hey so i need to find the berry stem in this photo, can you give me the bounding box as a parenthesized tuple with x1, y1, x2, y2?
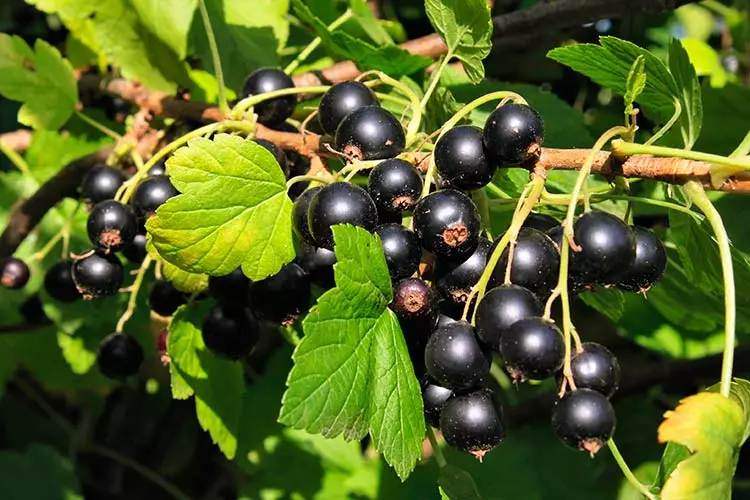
(470, 188, 492, 238)
(612, 139, 750, 171)
(74, 110, 122, 140)
(197, 0, 229, 116)
(231, 86, 332, 120)
(284, 9, 354, 75)
(0, 139, 32, 177)
(684, 181, 736, 398)
(426, 426, 448, 469)
(730, 129, 750, 158)
(360, 71, 423, 146)
(484, 182, 512, 199)
(644, 98, 681, 146)
(29, 203, 82, 263)
(420, 53, 452, 111)
(280, 326, 301, 346)
(115, 255, 153, 334)
(437, 91, 528, 138)
(286, 175, 332, 191)
(607, 439, 658, 500)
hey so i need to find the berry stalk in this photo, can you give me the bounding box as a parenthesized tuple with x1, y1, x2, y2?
(115, 255, 153, 334)
(197, 0, 229, 115)
(425, 426, 447, 469)
(231, 86, 332, 120)
(284, 9, 354, 75)
(607, 440, 658, 500)
(0, 138, 32, 177)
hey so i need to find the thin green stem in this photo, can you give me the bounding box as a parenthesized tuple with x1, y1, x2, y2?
(29, 203, 81, 263)
(644, 98, 681, 146)
(684, 181, 736, 398)
(280, 326, 301, 346)
(607, 440, 658, 500)
(612, 139, 750, 170)
(362, 71, 422, 146)
(116, 256, 153, 333)
(374, 92, 411, 109)
(730, 129, 750, 158)
(198, 0, 229, 115)
(286, 175, 332, 190)
(74, 110, 122, 140)
(437, 91, 527, 139)
(284, 10, 353, 74)
(426, 426, 447, 469)
(484, 182, 512, 199)
(0, 140, 32, 177)
(471, 188, 491, 236)
(232, 86, 331, 120)
(419, 154, 437, 202)
(420, 53, 452, 110)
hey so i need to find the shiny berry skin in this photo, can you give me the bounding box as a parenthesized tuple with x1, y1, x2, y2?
(552, 388, 616, 455)
(87, 200, 138, 253)
(566, 342, 621, 398)
(97, 333, 144, 380)
(617, 226, 667, 293)
(434, 237, 490, 307)
(335, 106, 405, 161)
(295, 242, 336, 289)
(375, 224, 421, 280)
(131, 175, 179, 220)
(572, 211, 636, 284)
(248, 263, 311, 325)
(482, 103, 544, 166)
(208, 267, 250, 308)
(241, 68, 296, 126)
(72, 252, 124, 299)
(292, 186, 323, 244)
(148, 280, 187, 317)
(318, 81, 380, 135)
(147, 158, 167, 176)
(367, 159, 422, 214)
(44, 260, 81, 302)
(413, 189, 481, 259)
(201, 305, 260, 360)
(122, 233, 148, 264)
(254, 138, 289, 177)
(424, 320, 490, 390)
(390, 278, 439, 325)
(81, 165, 126, 204)
(475, 284, 542, 349)
(436, 312, 458, 329)
(490, 228, 560, 299)
(439, 388, 504, 459)
(523, 212, 558, 232)
(1, 257, 30, 290)
(422, 377, 453, 428)
(500, 317, 564, 382)
(435, 125, 497, 190)
(307, 183, 378, 250)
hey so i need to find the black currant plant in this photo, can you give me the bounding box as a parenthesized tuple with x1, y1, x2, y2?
(0, 0, 750, 498)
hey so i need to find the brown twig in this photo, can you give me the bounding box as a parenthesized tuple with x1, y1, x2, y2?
(0, 129, 32, 154)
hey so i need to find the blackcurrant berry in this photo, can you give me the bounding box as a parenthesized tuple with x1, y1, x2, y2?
(375, 224, 421, 281)
(248, 263, 311, 325)
(44, 260, 81, 302)
(72, 251, 124, 299)
(20, 294, 48, 324)
(241, 68, 296, 126)
(617, 226, 667, 293)
(566, 342, 620, 398)
(307, 182, 378, 250)
(552, 388, 616, 455)
(131, 175, 179, 220)
(1, 257, 30, 290)
(572, 211, 636, 284)
(201, 305, 260, 359)
(104, 97, 132, 122)
(390, 278, 439, 326)
(367, 159, 423, 215)
(122, 233, 148, 264)
(295, 242, 336, 289)
(424, 320, 490, 390)
(500, 317, 564, 382)
(490, 228, 560, 299)
(436, 311, 458, 328)
(475, 284, 542, 349)
(435, 125, 497, 190)
(546, 225, 586, 294)
(208, 267, 251, 308)
(292, 186, 323, 244)
(422, 377, 453, 428)
(413, 189, 481, 259)
(87, 200, 138, 253)
(148, 280, 188, 317)
(81, 165, 126, 204)
(254, 138, 289, 177)
(439, 388, 504, 460)
(434, 237, 490, 306)
(147, 158, 167, 176)
(318, 81, 380, 135)
(97, 333, 144, 380)
(335, 106, 405, 161)
(482, 103, 544, 166)
(523, 212, 559, 232)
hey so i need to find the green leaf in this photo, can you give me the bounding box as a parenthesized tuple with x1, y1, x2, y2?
(668, 39, 703, 148)
(349, 0, 393, 45)
(147, 134, 295, 280)
(279, 225, 424, 480)
(624, 55, 646, 117)
(24, 129, 112, 183)
(0, 34, 77, 130)
(133, 0, 198, 60)
(579, 287, 626, 322)
(424, 80, 466, 132)
(696, 84, 750, 155)
(162, 260, 209, 294)
(439, 464, 483, 500)
(0, 445, 82, 500)
(425, 0, 493, 83)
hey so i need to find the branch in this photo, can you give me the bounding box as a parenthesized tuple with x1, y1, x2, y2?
(0, 129, 32, 154)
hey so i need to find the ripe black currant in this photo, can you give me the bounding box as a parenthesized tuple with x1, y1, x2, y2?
(523, 212, 559, 232)
(375, 224, 421, 281)
(566, 342, 621, 398)
(482, 103, 544, 166)
(122, 233, 148, 264)
(435, 125, 497, 190)
(248, 263, 311, 325)
(44, 260, 81, 302)
(208, 267, 250, 308)
(72, 251, 124, 299)
(390, 278, 439, 326)
(424, 320, 490, 390)
(617, 226, 667, 293)
(1, 257, 30, 290)
(148, 280, 188, 317)
(97, 333, 144, 380)
(439, 388, 504, 460)
(434, 237, 490, 306)
(104, 97, 132, 122)
(546, 225, 586, 294)
(318, 81, 380, 135)
(307, 182, 378, 249)
(367, 159, 423, 214)
(422, 377, 453, 428)
(81, 165, 126, 205)
(413, 189, 481, 259)
(572, 211, 636, 284)
(490, 228, 560, 299)
(335, 106, 405, 161)
(436, 311, 458, 328)
(552, 388, 616, 455)
(295, 242, 336, 289)
(254, 138, 289, 177)
(500, 317, 564, 382)
(292, 186, 323, 244)
(241, 68, 296, 126)
(147, 158, 167, 176)
(131, 175, 179, 220)
(201, 305, 260, 359)
(87, 200, 138, 253)
(474, 284, 542, 349)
